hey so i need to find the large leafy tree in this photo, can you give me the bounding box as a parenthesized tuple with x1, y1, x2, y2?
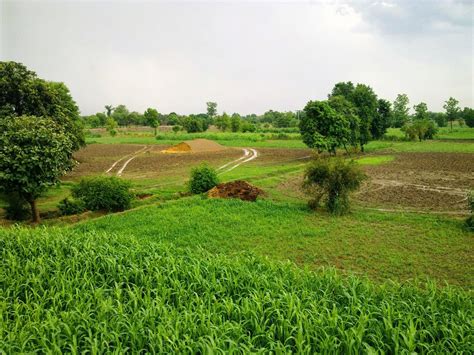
(443, 97, 460, 131)
(329, 81, 355, 100)
(413, 102, 429, 121)
(300, 100, 351, 154)
(327, 95, 360, 151)
(392, 94, 410, 128)
(112, 105, 130, 126)
(371, 99, 392, 139)
(351, 84, 378, 152)
(0, 61, 84, 149)
(0, 116, 75, 223)
(144, 107, 160, 135)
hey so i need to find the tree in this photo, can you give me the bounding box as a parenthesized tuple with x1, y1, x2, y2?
(402, 119, 437, 141)
(144, 107, 160, 135)
(443, 97, 460, 131)
(183, 116, 204, 133)
(328, 82, 378, 151)
(329, 81, 355, 100)
(392, 94, 410, 128)
(105, 105, 115, 117)
(300, 100, 351, 154)
(413, 102, 429, 121)
(215, 112, 231, 131)
(0, 61, 84, 149)
(230, 113, 242, 132)
(327, 95, 360, 151)
(371, 99, 392, 140)
(351, 84, 378, 152)
(206, 102, 217, 120)
(428, 111, 447, 127)
(112, 105, 130, 126)
(461, 107, 474, 128)
(0, 116, 75, 223)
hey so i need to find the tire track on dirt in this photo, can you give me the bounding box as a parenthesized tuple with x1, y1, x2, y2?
(105, 146, 148, 174)
(219, 148, 258, 174)
(217, 149, 250, 171)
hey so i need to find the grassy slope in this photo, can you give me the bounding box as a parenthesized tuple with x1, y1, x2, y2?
(75, 197, 474, 288)
(1, 227, 472, 353)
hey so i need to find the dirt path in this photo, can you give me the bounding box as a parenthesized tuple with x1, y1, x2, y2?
(218, 148, 258, 174)
(105, 146, 150, 176)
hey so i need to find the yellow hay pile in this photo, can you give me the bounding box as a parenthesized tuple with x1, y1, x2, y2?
(162, 139, 226, 153)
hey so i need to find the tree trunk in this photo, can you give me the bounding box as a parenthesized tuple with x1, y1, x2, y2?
(450, 120, 453, 131)
(29, 199, 40, 224)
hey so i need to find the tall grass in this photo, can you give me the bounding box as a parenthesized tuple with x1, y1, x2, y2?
(1, 227, 472, 353)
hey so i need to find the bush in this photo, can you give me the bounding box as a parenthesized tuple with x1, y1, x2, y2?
(466, 191, 474, 230)
(72, 176, 133, 211)
(2, 191, 31, 220)
(189, 164, 219, 194)
(303, 157, 366, 215)
(402, 120, 438, 141)
(58, 197, 86, 216)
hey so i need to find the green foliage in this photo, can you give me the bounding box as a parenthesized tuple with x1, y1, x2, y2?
(188, 164, 219, 194)
(0, 116, 75, 222)
(392, 94, 410, 128)
(371, 98, 391, 139)
(144, 107, 160, 134)
(206, 101, 217, 118)
(183, 115, 209, 133)
(1, 226, 472, 353)
(0, 61, 84, 149)
(58, 197, 86, 216)
(105, 117, 118, 136)
(466, 191, 474, 231)
(402, 119, 438, 141)
(172, 125, 181, 133)
(72, 176, 133, 212)
(429, 111, 447, 127)
(300, 100, 351, 154)
(230, 113, 241, 132)
(413, 102, 429, 121)
(215, 112, 231, 131)
(303, 157, 366, 215)
(1, 191, 31, 220)
(443, 97, 460, 130)
(328, 95, 360, 149)
(461, 107, 474, 128)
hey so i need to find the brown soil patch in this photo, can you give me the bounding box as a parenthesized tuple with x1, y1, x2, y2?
(162, 139, 226, 153)
(65, 144, 145, 180)
(277, 152, 473, 213)
(208, 180, 265, 201)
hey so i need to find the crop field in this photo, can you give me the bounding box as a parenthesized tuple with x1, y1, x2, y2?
(1, 128, 473, 352)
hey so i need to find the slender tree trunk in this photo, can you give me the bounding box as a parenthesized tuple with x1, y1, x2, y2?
(154, 127, 157, 136)
(29, 199, 40, 224)
(450, 119, 453, 131)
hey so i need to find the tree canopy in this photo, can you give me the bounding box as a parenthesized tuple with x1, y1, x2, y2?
(0, 116, 75, 222)
(0, 61, 84, 149)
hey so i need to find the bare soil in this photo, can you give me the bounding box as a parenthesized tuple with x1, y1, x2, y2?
(278, 152, 473, 213)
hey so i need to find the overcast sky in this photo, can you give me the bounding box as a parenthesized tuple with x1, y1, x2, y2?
(1, 0, 473, 115)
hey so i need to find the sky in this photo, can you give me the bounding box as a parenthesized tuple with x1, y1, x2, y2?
(1, 0, 473, 115)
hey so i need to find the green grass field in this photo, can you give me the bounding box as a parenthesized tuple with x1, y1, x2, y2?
(1, 226, 472, 353)
(87, 128, 474, 152)
(75, 197, 473, 288)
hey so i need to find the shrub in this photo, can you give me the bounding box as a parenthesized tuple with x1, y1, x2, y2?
(58, 197, 86, 216)
(189, 164, 219, 194)
(72, 176, 133, 211)
(466, 191, 474, 230)
(1, 191, 31, 220)
(402, 119, 438, 141)
(303, 157, 366, 215)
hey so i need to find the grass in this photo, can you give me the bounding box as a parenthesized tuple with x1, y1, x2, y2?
(356, 155, 395, 165)
(1, 226, 472, 353)
(75, 197, 474, 288)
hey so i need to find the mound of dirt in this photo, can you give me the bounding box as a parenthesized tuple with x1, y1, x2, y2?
(162, 139, 226, 153)
(208, 180, 265, 201)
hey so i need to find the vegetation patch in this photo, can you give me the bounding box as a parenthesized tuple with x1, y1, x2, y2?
(1, 227, 472, 353)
